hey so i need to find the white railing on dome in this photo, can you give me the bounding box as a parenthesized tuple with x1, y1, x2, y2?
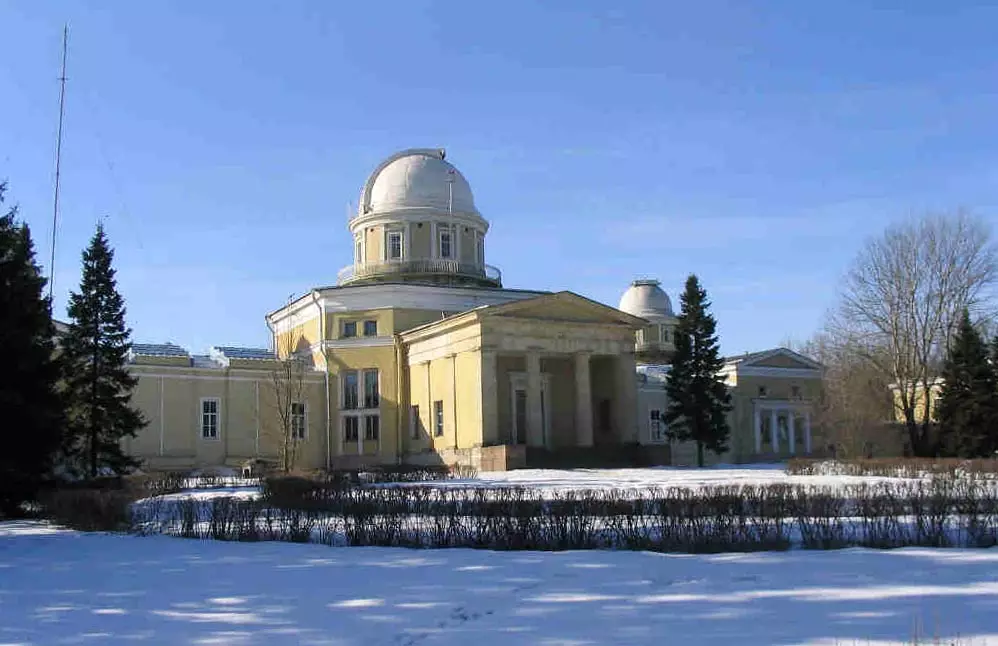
(337, 259, 502, 286)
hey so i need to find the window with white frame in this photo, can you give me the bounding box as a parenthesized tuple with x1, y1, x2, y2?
(344, 416, 359, 442)
(291, 402, 307, 440)
(354, 237, 364, 264)
(201, 398, 220, 439)
(475, 231, 484, 265)
(342, 368, 381, 449)
(659, 326, 669, 343)
(438, 227, 453, 259)
(649, 409, 665, 443)
(433, 400, 444, 437)
(410, 404, 421, 439)
(365, 415, 380, 441)
(343, 371, 359, 410)
(363, 369, 379, 408)
(386, 230, 403, 260)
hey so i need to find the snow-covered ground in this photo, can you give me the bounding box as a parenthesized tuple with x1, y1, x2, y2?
(3, 521, 998, 645)
(428, 464, 907, 493)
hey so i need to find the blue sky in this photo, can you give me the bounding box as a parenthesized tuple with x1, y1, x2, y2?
(2, 1, 997, 356)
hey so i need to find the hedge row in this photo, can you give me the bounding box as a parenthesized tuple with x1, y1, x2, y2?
(787, 458, 998, 478)
(129, 478, 998, 552)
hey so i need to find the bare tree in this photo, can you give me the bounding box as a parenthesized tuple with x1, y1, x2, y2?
(268, 331, 309, 473)
(796, 334, 896, 457)
(833, 211, 998, 456)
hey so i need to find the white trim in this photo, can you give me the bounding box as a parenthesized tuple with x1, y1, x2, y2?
(318, 337, 395, 351)
(199, 397, 221, 441)
(385, 229, 404, 261)
(350, 209, 487, 234)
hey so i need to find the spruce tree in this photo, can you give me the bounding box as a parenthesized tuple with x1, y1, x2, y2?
(664, 274, 733, 467)
(0, 183, 65, 515)
(62, 223, 144, 478)
(936, 310, 998, 458)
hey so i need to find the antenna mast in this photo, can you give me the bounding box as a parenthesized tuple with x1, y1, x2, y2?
(49, 24, 68, 306)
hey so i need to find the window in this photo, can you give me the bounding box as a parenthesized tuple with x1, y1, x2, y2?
(343, 371, 359, 410)
(344, 416, 359, 442)
(433, 400, 444, 437)
(201, 398, 219, 439)
(363, 370, 379, 409)
(649, 409, 664, 443)
(365, 415, 380, 441)
(475, 232, 484, 265)
(387, 231, 403, 260)
(439, 228, 452, 259)
(342, 321, 357, 338)
(758, 386, 768, 398)
(355, 238, 364, 264)
(410, 405, 421, 439)
(291, 402, 307, 440)
(791, 385, 801, 399)
(363, 320, 378, 337)
(659, 326, 669, 343)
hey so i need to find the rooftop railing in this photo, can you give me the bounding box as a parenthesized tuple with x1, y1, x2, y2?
(337, 258, 502, 287)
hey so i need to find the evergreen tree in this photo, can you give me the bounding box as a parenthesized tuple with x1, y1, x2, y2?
(664, 274, 733, 467)
(61, 223, 144, 477)
(0, 182, 65, 515)
(935, 310, 998, 458)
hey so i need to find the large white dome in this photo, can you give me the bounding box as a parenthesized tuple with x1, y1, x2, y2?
(362, 148, 476, 215)
(618, 279, 674, 321)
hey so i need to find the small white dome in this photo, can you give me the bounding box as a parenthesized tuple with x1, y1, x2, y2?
(362, 149, 476, 215)
(618, 279, 674, 320)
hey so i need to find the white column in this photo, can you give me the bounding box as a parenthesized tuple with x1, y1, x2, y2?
(405, 222, 412, 259)
(788, 409, 796, 455)
(770, 409, 778, 452)
(805, 411, 812, 454)
(526, 351, 544, 447)
(753, 406, 761, 453)
(575, 352, 593, 447)
(481, 349, 499, 445)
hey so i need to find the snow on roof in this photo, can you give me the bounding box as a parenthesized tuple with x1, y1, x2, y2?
(131, 343, 190, 358)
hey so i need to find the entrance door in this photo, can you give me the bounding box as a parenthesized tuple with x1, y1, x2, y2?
(510, 373, 551, 446)
(513, 388, 527, 444)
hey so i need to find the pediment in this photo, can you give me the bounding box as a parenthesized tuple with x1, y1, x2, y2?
(485, 292, 646, 328)
(737, 348, 822, 371)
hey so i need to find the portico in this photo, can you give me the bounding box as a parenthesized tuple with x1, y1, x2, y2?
(753, 400, 813, 455)
(402, 292, 644, 457)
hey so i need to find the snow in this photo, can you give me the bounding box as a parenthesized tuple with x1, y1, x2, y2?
(4, 521, 998, 645)
(429, 464, 906, 493)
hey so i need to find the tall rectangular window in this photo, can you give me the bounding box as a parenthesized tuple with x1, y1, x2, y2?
(649, 409, 663, 443)
(201, 398, 219, 439)
(475, 232, 484, 265)
(363, 369, 379, 409)
(343, 371, 359, 410)
(387, 231, 403, 260)
(433, 400, 444, 437)
(439, 229, 452, 259)
(365, 415, 380, 441)
(410, 404, 421, 439)
(291, 402, 307, 440)
(355, 238, 364, 264)
(363, 320, 378, 337)
(344, 416, 359, 442)
(342, 321, 357, 338)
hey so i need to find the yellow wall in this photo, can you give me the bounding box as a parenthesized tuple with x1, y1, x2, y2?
(411, 222, 431, 258)
(364, 225, 384, 262)
(325, 346, 398, 458)
(459, 226, 475, 264)
(891, 381, 941, 424)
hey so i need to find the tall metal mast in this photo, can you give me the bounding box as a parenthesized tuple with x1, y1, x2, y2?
(49, 24, 68, 306)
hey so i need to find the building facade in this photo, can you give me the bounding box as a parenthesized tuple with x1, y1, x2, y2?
(125, 148, 824, 472)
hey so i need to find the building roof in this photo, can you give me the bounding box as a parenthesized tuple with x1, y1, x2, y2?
(618, 279, 674, 321)
(360, 148, 477, 217)
(131, 343, 190, 358)
(211, 346, 274, 360)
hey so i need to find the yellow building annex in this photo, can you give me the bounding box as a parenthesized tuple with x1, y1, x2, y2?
(124, 148, 825, 472)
